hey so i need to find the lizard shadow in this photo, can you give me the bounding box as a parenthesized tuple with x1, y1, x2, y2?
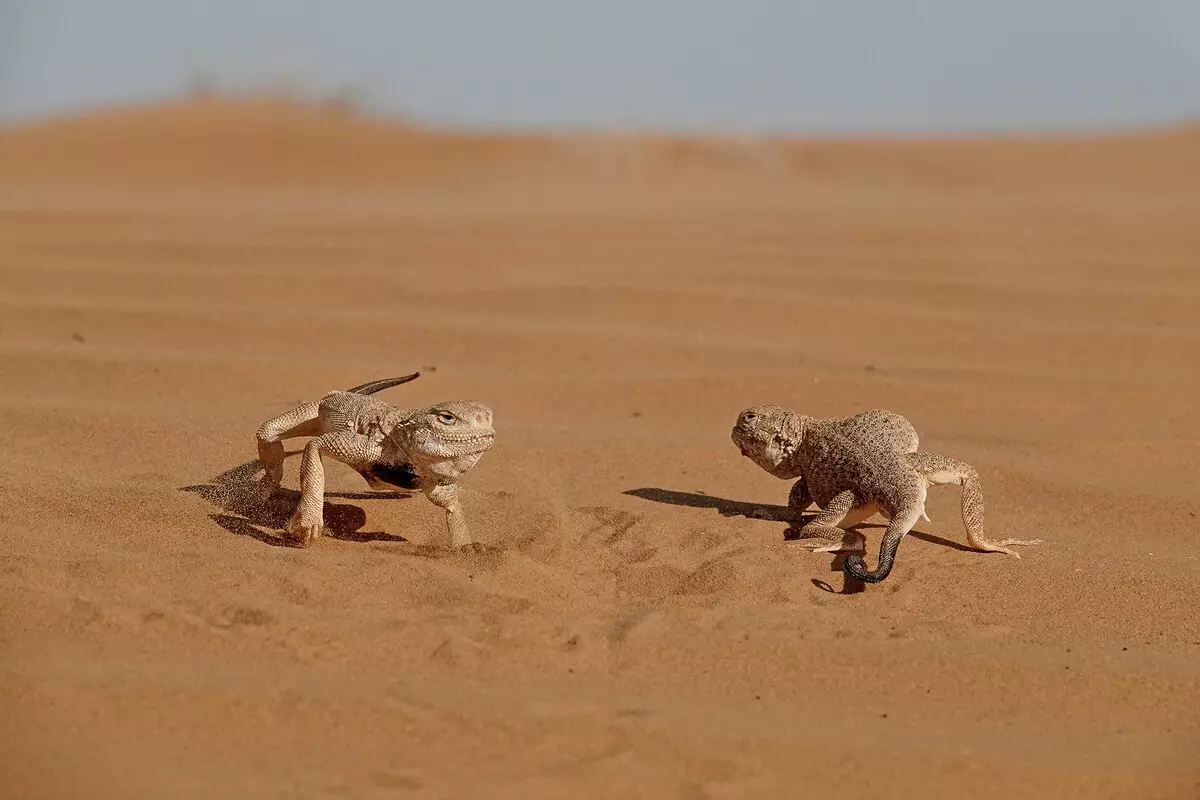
(181, 457, 415, 547)
(623, 488, 869, 593)
(622, 487, 974, 553)
(625, 486, 980, 594)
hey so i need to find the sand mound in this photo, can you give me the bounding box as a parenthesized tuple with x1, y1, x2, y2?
(0, 98, 546, 188)
(5, 98, 1197, 192)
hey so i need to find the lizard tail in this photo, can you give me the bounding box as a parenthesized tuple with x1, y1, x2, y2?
(842, 518, 910, 584)
(346, 373, 421, 395)
(843, 549, 897, 583)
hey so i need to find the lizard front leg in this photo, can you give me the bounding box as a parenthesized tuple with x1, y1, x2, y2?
(787, 490, 866, 553)
(737, 478, 811, 522)
(285, 430, 378, 546)
(423, 482, 477, 551)
(788, 478, 813, 513)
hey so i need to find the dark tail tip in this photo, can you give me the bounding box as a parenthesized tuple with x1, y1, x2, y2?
(843, 553, 894, 584)
(842, 531, 905, 584)
(347, 372, 421, 395)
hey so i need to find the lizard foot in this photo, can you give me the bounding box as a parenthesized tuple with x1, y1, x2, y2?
(456, 542, 498, 555)
(787, 532, 865, 554)
(980, 538, 1044, 558)
(724, 506, 792, 521)
(284, 512, 323, 548)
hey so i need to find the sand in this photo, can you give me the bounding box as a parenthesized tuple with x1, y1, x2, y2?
(1, 99, 1198, 799)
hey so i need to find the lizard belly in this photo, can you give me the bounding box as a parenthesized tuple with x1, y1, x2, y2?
(840, 502, 880, 528)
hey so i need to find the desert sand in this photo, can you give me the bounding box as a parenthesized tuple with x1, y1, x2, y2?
(1, 99, 1198, 798)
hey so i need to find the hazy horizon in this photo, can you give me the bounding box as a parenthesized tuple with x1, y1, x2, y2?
(3, 1, 1200, 134)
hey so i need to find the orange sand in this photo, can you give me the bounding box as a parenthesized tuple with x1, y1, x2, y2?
(1, 99, 1198, 798)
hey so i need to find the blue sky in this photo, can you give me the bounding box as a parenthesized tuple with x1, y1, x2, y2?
(2, 1, 1199, 132)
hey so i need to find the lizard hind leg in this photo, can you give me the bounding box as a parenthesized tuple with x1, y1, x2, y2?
(906, 452, 1042, 557)
(255, 401, 322, 494)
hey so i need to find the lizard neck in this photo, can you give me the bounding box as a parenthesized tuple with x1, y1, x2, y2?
(769, 412, 809, 479)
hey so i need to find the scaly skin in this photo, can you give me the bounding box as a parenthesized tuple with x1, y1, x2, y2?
(730, 405, 1040, 584)
(256, 373, 495, 549)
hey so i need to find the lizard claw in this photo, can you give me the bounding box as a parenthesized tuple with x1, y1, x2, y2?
(787, 538, 836, 551)
(284, 512, 322, 548)
(980, 538, 1042, 558)
(1006, 538, 1042, 558)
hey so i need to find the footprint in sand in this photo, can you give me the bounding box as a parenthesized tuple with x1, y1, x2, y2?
(428, 632, 488, 668)
(673, 558, 740, 596)
(214, 604, 275, 629)
(616, 563, 688, 599)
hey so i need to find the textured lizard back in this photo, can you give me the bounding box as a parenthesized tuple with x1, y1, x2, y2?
(834, 409, 920, 454)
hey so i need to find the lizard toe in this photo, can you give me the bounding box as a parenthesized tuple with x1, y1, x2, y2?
(284, 513, 322, 548)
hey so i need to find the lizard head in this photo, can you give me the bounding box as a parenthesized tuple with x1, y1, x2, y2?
(397, 401, 496, 478)
(731, 405, 805, 479)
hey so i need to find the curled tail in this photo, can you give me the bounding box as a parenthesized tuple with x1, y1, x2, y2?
(843, 530, 904, 583)
(346, 372, 421, 395)
(843, 494, 925, 584)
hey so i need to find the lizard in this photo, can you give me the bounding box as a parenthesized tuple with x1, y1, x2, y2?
(255, 372, 495, 550)
(730, 405, 1040, 583)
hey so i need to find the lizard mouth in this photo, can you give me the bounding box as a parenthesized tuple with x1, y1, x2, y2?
(442, 431, 495, 452)
(430, 426, 494, 443)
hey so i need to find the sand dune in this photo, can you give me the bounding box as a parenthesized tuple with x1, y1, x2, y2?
(1, 99, 1198, 798)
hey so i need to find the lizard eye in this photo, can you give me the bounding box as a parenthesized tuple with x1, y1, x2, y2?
(436, 411, 457, 425)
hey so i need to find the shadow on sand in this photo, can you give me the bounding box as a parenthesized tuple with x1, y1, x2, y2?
(181, 457, 414, 548)
(624, 486, 975, 594)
